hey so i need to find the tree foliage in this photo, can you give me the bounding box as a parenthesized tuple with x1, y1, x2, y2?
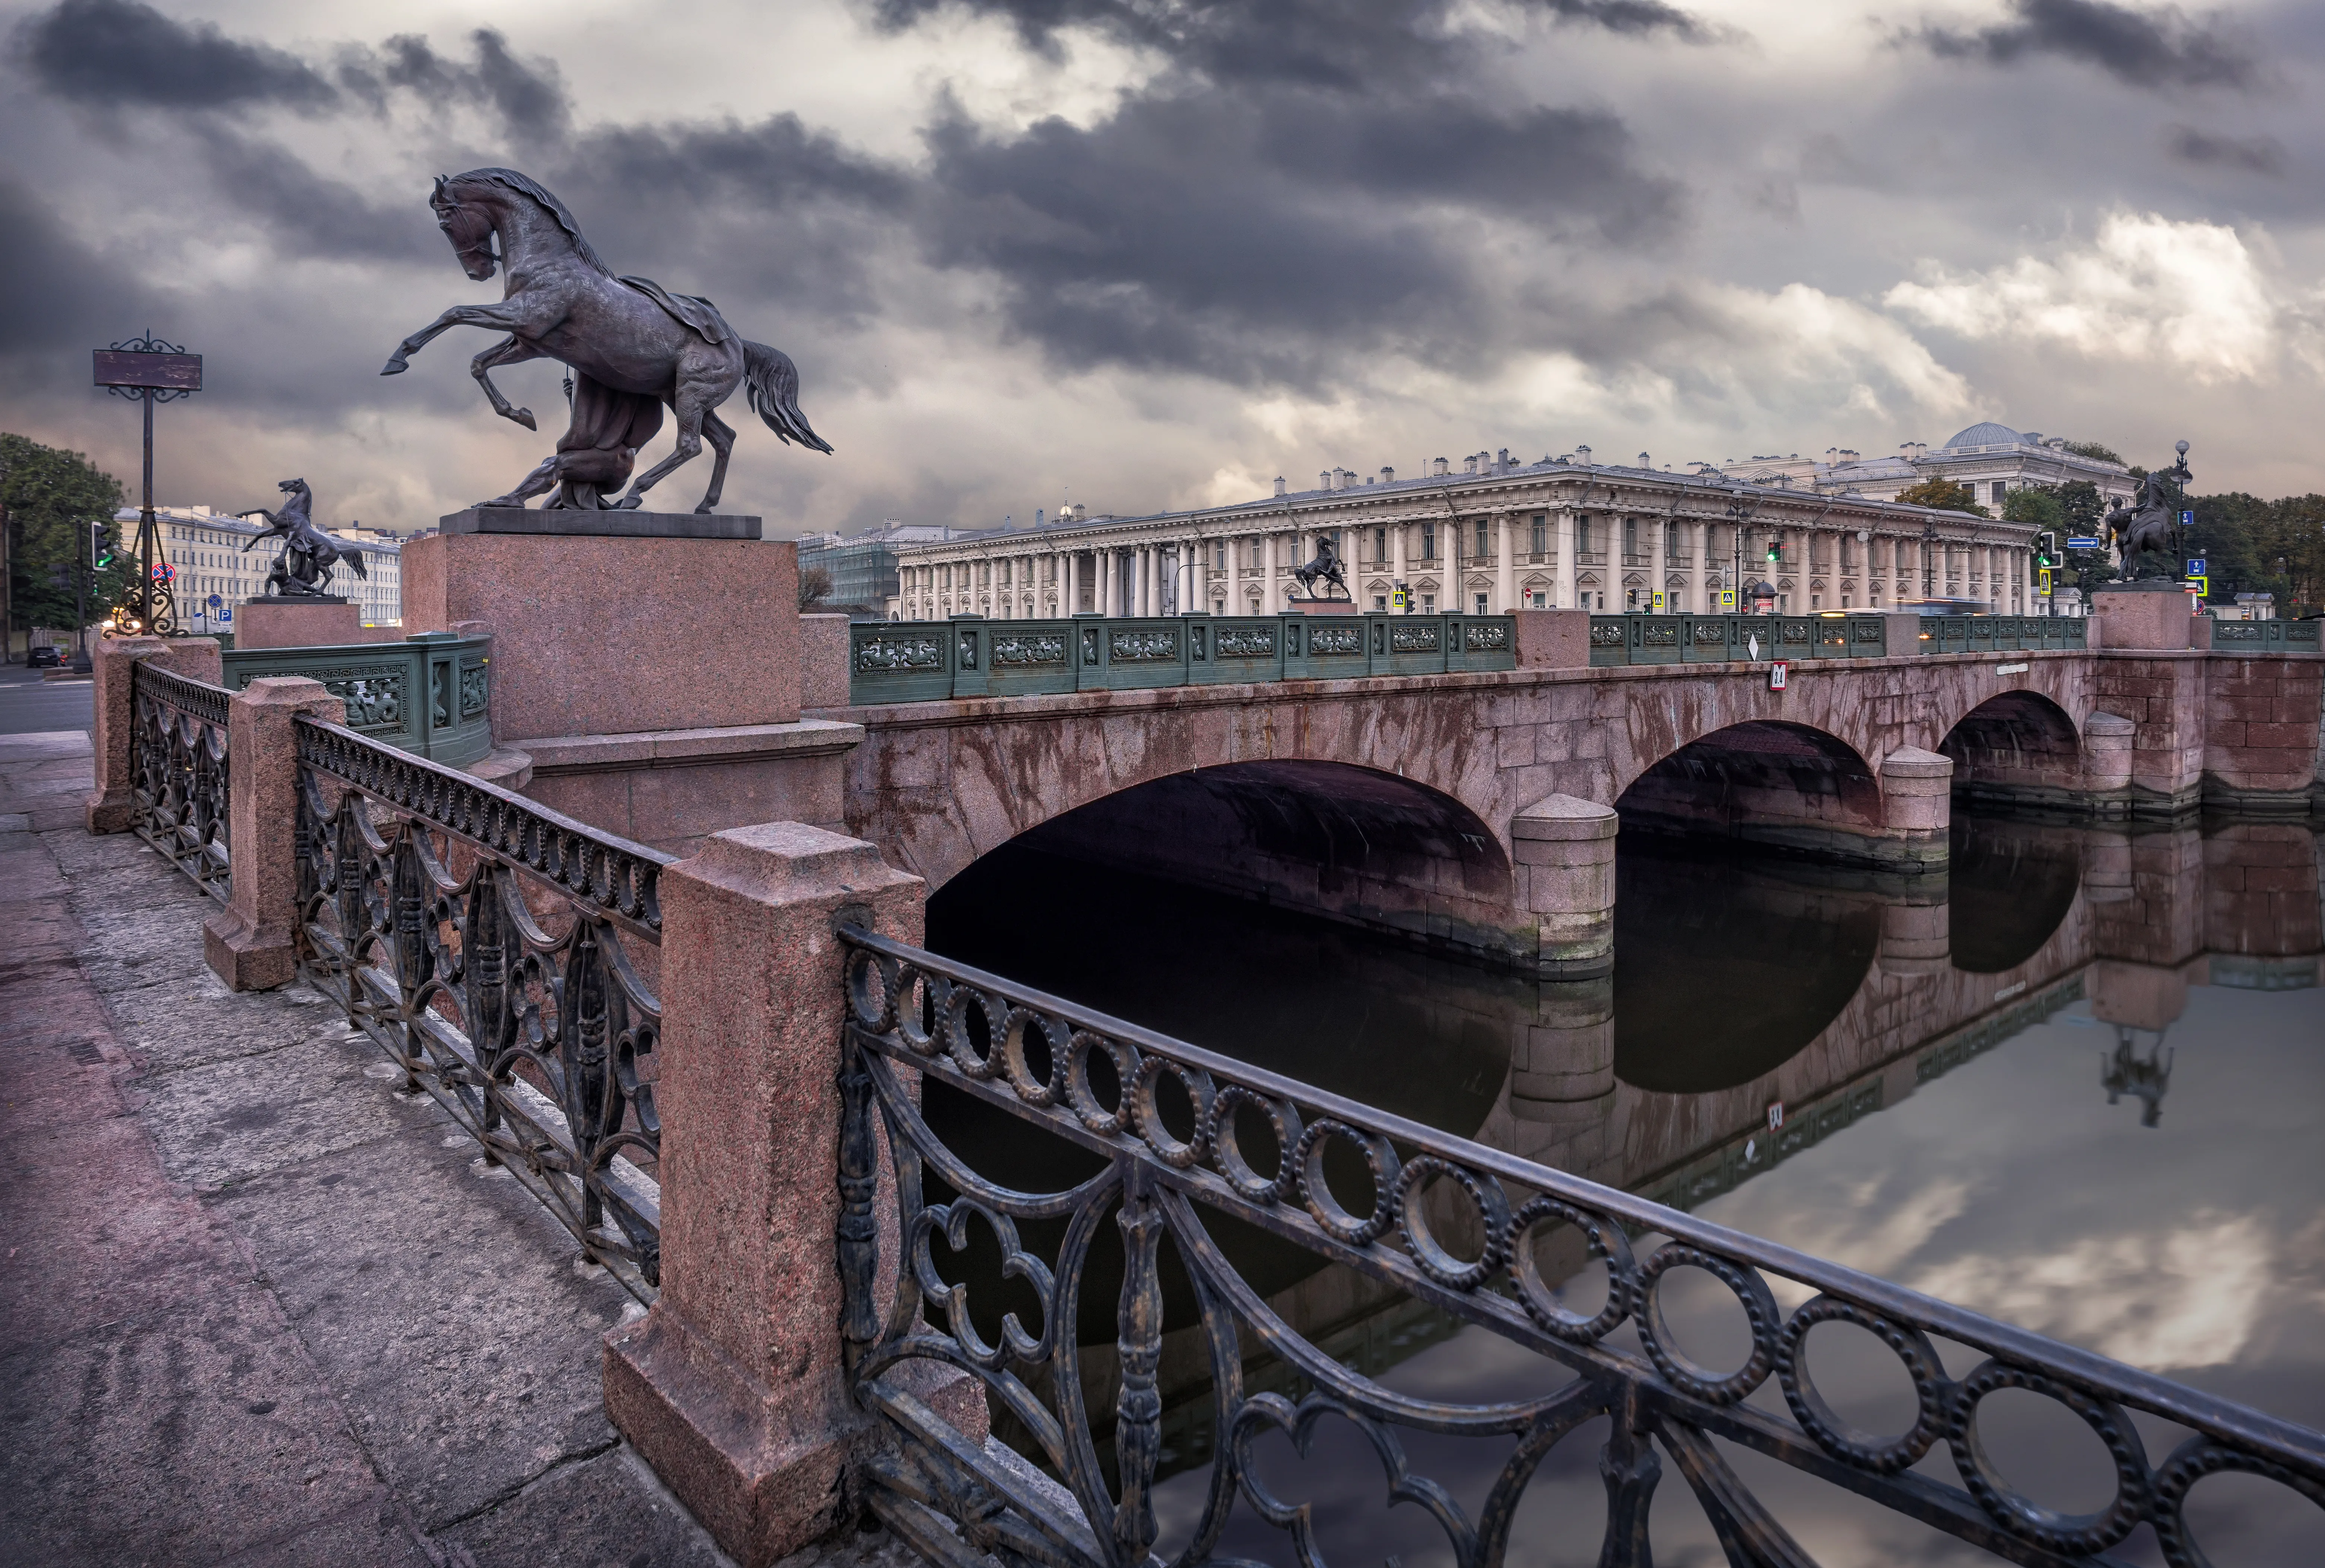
(2186, 492, 2325, 614)
(798, 562, 834, 610)
(1893, 476, 1991, 517)
(2, 434, 130, 633)
(2062, 439, 2124, 464)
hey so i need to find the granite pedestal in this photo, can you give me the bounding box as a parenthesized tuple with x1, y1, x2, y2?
(404, 509, 858, 854)
(234, 597, 393, 649)
(2090, 581, 2201, 651)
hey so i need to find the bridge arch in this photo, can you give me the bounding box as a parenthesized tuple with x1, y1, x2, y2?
(1613, 720, 1889, 862)
(1938, 689, 2087, 810)
(926, 759, 1525, 965)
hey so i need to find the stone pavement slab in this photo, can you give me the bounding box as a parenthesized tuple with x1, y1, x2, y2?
(0, 733, 935, 1568)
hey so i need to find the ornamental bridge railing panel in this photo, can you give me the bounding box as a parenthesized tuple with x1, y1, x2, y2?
(130, 658, 232, 901)
(849, 612, 1517, 705)
(1588, 612, 2088, 667)
(222, 631, 493, 766)
(290, 715, 666, 1298)
(834, 927, 2325, 1567)
(2208, 617, 2324, 652)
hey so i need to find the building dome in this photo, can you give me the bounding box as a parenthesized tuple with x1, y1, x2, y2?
(1943, 420, 2023, 448)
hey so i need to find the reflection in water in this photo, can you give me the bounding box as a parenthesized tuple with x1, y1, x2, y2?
(917, 815, 2325, 1565)
(1948, 811, 2084, 973)
(1610, 839, 1886, 1092)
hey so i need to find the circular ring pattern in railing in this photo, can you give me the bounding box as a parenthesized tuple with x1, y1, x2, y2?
(943, 985, 1004, 1079)
(1207, 1085, 1303, 1205)
(1634, 1244, 1781, 1404)
(844, 947, 899, 1032)
(1131, 1055, 1214, 1168)
(1946, 1359, 2151, 1555)
(895, 965, 944, 1056)
(1394, 1157, 1510, 1290)
(1774, 1295, 1949, 1473)
(1293, 1118, 1401, 1247)
(2150, 1435, 2325, 1568)
(1505, 1196, 1636, 1343)
(1000, 1009, 1066, 1106)
(1064, 1031, 1136, 1137)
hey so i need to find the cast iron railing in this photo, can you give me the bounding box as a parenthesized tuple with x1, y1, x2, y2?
(291, 715, 667, 1298)
(1587, 612, 2090, 666)
(222, 631, 493, 765)
(835, 928, 2325, 1567)
(2207, 617, 2323, 652)
(130, 659, 232, 901)
(851, 612, 1517, 705)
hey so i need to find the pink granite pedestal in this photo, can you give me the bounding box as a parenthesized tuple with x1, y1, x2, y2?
(203, 677, 346, 990)
(85, 635, 224, 832)
(2090, 583, 2201, 651)
(234, 598, 392, 649)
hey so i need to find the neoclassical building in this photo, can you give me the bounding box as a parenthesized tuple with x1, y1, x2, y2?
(1720, 420, 2136, 513)
(885, 447, 2045, 621)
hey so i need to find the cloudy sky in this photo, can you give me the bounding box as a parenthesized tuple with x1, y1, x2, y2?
(4, 0, 2322, 537)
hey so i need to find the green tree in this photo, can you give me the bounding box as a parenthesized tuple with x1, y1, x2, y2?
(2053, 479, 2106, 535)
(2, 435, 130, 638)
(1894, 476, 1991, 516)
(2185, 492, 2325, 613)
(2062, 439, 2124, 464)
(2001, 486, 2065, 532)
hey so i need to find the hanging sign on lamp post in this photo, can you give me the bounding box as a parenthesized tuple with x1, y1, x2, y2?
(92, 332, 202, 636)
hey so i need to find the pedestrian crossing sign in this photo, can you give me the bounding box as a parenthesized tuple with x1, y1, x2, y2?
(1718, 589, 1736, 610)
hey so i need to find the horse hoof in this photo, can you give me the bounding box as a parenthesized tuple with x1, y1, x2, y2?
(512, 408, 537, 432)
(694, 503, 715, 515)
(613, 496, 643, 511)
(380, 359, 407, 376)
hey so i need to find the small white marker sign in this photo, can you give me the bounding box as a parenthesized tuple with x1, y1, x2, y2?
(1768, 659, 1789, 691)
(1767, 1101, 1785, 1132)
(1995, 661, 2029, 675)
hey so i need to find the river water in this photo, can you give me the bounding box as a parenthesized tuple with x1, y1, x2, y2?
(922, 813, 2325, 1565)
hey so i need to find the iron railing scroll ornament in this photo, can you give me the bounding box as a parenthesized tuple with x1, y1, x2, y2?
(835, 928, 2325, 1567)
(291, 715, 668, 1298)
(130, 659, 232, 900)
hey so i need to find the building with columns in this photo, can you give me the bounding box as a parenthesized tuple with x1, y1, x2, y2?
(1720, 420, 2135, 514)
(884, 447, 2047, 621)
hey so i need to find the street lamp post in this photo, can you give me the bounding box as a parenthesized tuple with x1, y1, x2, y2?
(92, 332, 202, 637)
(1722, 484, 1761, 613)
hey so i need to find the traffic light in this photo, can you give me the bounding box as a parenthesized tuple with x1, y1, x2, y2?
(1765, 538, 1782, 564)
(2035, 531, 2058, 568)
(90, 521, 114, 570)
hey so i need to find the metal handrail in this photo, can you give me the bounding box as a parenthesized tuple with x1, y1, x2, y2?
(837, 925, 2325, 1566)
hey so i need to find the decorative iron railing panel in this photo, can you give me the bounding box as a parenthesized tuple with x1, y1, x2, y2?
(1587, 612, 2089, 666)
(851, 613, 1518, 704)
(222, 631, 493, 766)
(291, 715, 667, 1298)
(130, 659, 232, 901)
(2208, 617, 2324, 652)
(835, 928, 2325, 1567)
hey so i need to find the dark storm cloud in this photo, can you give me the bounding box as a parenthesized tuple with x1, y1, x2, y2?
(2162, 123, 2287, 175)
(16, 0, 336, 109)
(869, 0, 1712, 82)
(1904, 0, 2260, 90)
(877, 1, 1686, 385)
(192, 128, 442, 263)
(337, 30, 571, 140)
(0, 176, 153, 357)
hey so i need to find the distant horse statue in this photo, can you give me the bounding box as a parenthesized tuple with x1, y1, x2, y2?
(2102, 439, 2194, 581)
(241, 478, 368, 598)
(1291, 536, 1350, 601)
(381, 168, 830, 513)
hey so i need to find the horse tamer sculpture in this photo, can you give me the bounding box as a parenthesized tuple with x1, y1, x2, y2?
(2103, 439, 2194, 582)
(241, 478, 369, 598)
(381, 168, 831, 512)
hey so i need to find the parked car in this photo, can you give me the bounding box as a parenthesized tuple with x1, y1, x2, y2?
(28, 646, 65, 668)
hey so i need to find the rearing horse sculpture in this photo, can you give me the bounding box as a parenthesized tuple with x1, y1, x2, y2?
(381, 168, 831, 513)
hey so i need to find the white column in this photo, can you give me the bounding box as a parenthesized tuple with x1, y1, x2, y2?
(1143, 546, 1157, 616)
(1496, 514, 1516, 613)
(1391, 521, 1409, 609)
(1264, 533, 1281, 611)
(1646, 515, 1667, 613)
(1559, 511, 1579, 611)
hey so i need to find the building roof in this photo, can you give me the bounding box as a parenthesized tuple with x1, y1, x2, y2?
(1943, 421, 2025, 449)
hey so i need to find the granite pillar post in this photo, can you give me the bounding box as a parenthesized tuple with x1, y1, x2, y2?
(1514, 794, 1617, 979)
(602, 822, 984, 1566)
(1878, 747, 1953, 865)
(85, 634, 225, 833)
(2083, 711, 2134, 816)
(203, 677, 347, 991)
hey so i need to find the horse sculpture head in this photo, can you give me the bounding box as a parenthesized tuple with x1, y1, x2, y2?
(278, 477, 308, 496)
(431, 174, 500, 282)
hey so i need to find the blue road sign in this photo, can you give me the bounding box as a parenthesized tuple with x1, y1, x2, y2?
(2180, 510, 2195, 525)
(2067, 536, 2102, 549)
(207, 593, 222, 608)
(2186, 557, 2208, 575)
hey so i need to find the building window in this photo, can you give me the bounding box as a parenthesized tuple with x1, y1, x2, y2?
(1577, 517, 1593, 555)
(1475, 592, 1489, 614)
(1474, 520, 1490, 559)
(1992, 481, 2007, 505)
(1373, 526, 1387, 562)
(1421, 523, 1437, 560)
(1374, 594, 1388, 611)
(1531, 515, 1547, 555)
(1422, 594, 1436, 613)
(1528, 589, 1547, 608)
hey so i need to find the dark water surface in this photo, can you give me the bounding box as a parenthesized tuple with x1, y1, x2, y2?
(922, 815, 2325, 1565)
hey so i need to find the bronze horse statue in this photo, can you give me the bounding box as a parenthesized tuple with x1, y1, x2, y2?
(381, 168, 830, 512)
(2103, 439, 2194, 581)
(1291, 536, 1351, 601)
(241, 478, 368, 598)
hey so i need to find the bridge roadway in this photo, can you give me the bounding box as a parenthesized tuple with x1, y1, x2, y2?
(815, 637, 2324, 976)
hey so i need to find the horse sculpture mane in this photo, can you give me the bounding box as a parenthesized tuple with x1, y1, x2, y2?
(447, 167, 616, 277)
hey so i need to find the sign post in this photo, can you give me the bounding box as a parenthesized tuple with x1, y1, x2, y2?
(92, 333, 202, 637)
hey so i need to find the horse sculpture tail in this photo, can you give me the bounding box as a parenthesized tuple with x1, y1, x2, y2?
(741, 340, 835, 454)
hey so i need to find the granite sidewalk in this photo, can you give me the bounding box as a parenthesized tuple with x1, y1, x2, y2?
(0, 731, 920, 1568)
